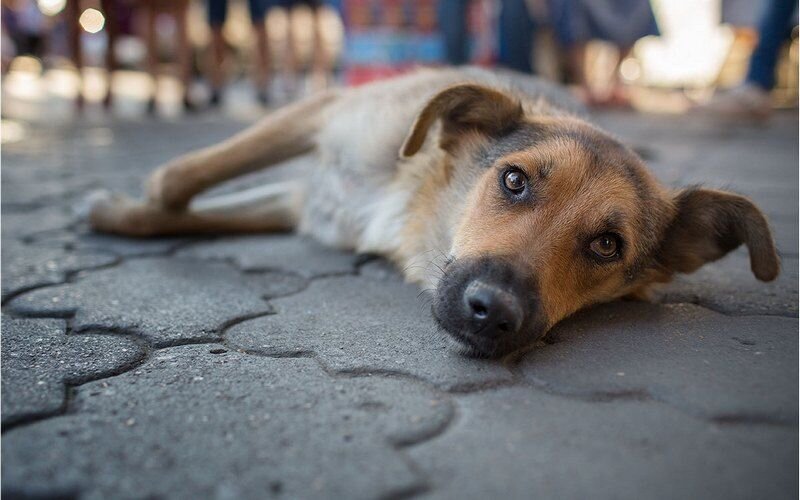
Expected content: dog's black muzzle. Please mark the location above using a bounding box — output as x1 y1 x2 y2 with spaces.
433 256 544 357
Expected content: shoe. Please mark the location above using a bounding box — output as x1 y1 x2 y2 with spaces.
209 89 222 108
699 83 772 121
146 96 157 115
182 95 197 113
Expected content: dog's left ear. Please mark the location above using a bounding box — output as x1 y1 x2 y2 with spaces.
401 84 523 158
657 188 780 281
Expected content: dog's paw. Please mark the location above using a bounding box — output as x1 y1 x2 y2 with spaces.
80 190 155 237
146 165 191 211
76 189 116 221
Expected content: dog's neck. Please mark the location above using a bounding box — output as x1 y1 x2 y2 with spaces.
394 145 479 290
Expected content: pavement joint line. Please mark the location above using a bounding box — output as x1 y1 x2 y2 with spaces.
179 245 364 281
658 299 798 319
206 341 461 450
514 370 798 429
4 339 458 497
0 249 122 307
1 324 151 434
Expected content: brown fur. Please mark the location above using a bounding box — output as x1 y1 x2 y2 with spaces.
86 69 780 356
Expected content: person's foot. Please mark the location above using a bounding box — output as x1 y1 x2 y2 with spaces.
698 83 772 121
209 89 222 108
102 92 113 110
182 95 197 113
256 89 269 107
75 92 85 113
146 96 157 115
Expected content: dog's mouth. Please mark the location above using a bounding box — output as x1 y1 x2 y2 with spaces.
432 310 502 358
431 303 540 358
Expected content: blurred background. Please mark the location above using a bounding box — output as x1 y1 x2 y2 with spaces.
0 0 797 134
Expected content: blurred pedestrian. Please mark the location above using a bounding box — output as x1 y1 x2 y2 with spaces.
279 0 329 96
3 0 48 60
549 0 659 105
702 0 798 120
206 0 270 106
438 0 470 65
498 0 536 73
141 0 194 113
66 0 119 109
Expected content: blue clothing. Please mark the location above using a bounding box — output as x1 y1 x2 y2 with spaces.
549 0 659 46
207 0 268 25
498 0 536 73
437 0 471 65
746 0 798 89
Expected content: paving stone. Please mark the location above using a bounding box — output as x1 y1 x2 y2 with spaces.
519 301 798 421
5 257 301 346
2 207 76 241
1 177 99 212
661 249 798 316
226 274 515 391
408 385 797 500
1 344 453 499
37 225 195 258
177 234 360 278
2 109 797 500
771 216 799 256
1 315 147 426
1 239 117 301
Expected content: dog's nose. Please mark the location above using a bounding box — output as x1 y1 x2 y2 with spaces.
463 280 524 337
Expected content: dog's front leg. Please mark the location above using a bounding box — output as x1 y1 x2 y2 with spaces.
146 90 338 211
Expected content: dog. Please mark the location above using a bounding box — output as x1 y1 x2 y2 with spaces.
87 67 780 357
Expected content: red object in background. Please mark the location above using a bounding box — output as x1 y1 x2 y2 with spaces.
342 0 496 86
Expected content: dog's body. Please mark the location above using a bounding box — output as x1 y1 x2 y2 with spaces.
89 67 780 356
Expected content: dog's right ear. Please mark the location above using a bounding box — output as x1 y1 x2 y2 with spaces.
400 84 523 158
657 188 780 282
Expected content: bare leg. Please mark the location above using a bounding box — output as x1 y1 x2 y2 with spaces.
66 0 84 109
309 6 328 90
146 89 338 210
145 3 159 113
567 43 590 103
209 26 226 104
101 0 118 107
89 182 304 237
173 0 194 110
252 20 269 103
284 6 299 94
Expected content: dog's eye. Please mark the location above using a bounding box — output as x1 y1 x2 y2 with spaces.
502 168 527 194
590 234 620 259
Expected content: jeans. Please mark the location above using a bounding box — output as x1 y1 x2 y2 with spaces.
746 0 798 90
498 0 535 73
438 0 470 65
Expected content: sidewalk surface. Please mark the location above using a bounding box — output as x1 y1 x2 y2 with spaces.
2 109 798 499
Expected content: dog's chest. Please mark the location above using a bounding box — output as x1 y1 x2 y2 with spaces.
298 145 412 256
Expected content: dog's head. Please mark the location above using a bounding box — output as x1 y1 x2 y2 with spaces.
401 84 780 357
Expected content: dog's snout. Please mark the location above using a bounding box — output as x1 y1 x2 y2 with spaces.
433 256 543 357
463 280 524 337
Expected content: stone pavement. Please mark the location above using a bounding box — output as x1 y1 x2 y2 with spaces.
2 110 797 499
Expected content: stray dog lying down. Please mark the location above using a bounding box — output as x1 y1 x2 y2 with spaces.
87 67 780 357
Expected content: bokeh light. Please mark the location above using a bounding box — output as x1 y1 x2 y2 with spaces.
37 0 66 16
79 8 106 34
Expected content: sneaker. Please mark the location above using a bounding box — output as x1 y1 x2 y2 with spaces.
699 83 772 121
